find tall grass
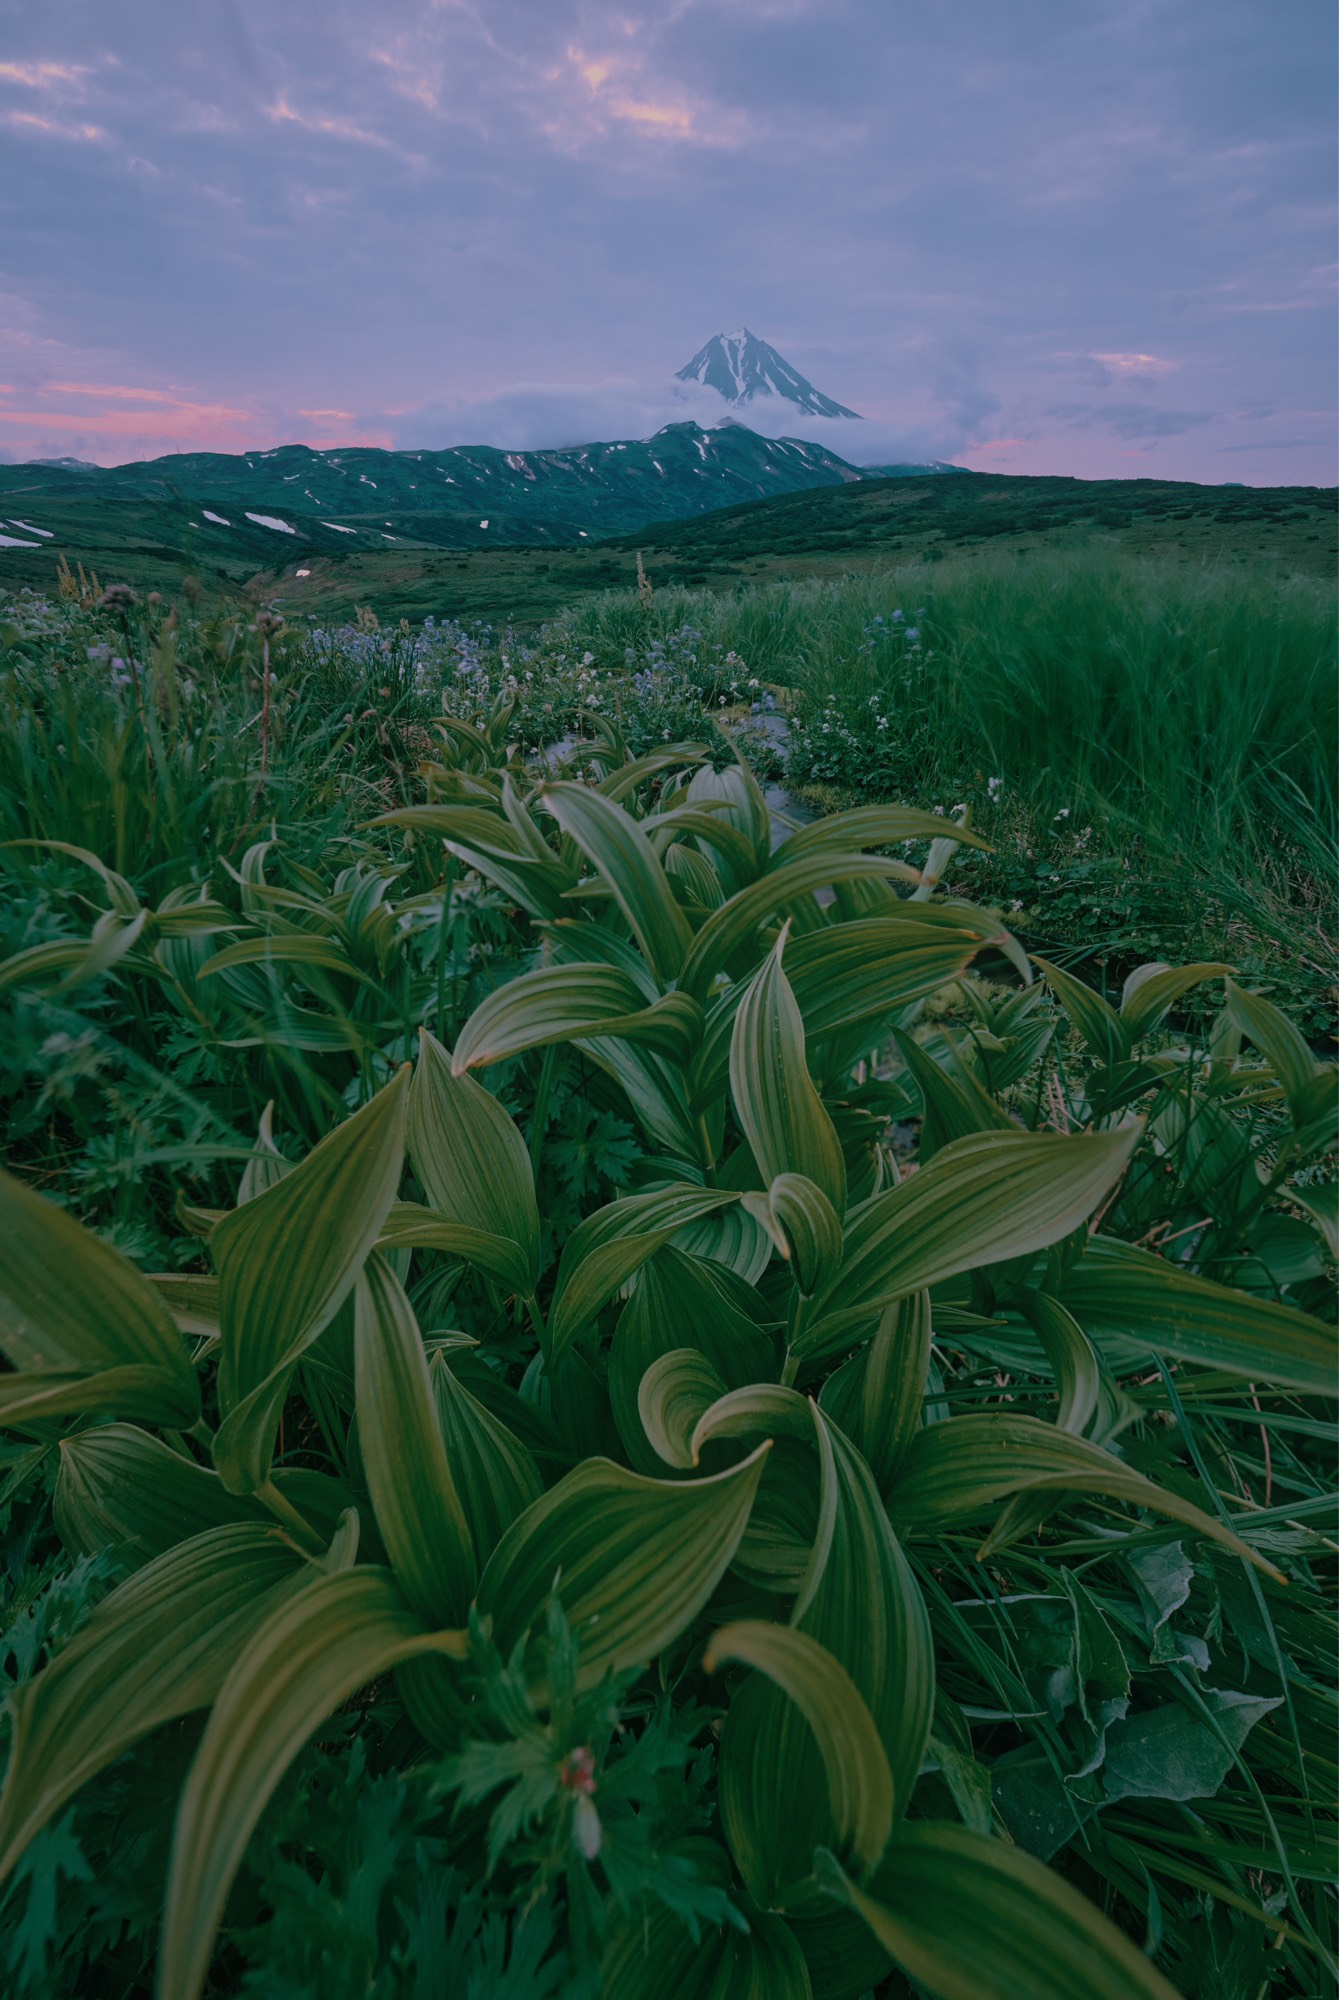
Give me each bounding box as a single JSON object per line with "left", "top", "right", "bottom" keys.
{"left": 564, "top": 549, "right": 1337, "bottom": 869}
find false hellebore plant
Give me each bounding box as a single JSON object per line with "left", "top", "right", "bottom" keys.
{"left": 0, "top": 743, "right": 1333, "bottom": 1999}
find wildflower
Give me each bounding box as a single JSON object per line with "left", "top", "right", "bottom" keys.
{"left": 905, "top": 628, "right": 921, "bottom": 645}
{"left": 987, "top": 775, "right": 1004, "bottom": 802}
{"left": 892, "top": 609, "right": 904, "bottom": 623}
{"left": 98, "top": 583, "right": 137, "bottom": 614}
{"left": 1054, "top": 807, "right": 1070, "bottom": 820}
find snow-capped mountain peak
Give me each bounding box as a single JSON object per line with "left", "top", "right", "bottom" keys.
{"left": 675, "top": 330, "right": 861, "bottom": 419}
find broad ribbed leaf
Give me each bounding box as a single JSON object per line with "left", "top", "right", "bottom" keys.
{"left": 818, "top": 1292, "right": 931, "bottom": 1491}
{"left": 1119, "top": 961, "right": 1231, "bottom": 1039}
{"left": 798, "top": 1127, "right": 1140, "bottom": 1362}
{"left": 540, "top": 781, "right": 693, "bottom": 986}
{"left": 197, "top": 934, "right": 376, "bottom": 985}
{"left": 888, "top": 1411, "right": 1282, "bottom": 1575}
{"left": 236, "top": 1101, "right": 292, "bottom": 1205}
{"left": 0, "top": 1167, "right": 198, "bottom": 1424}
{"left": 818, "top": 1828, "right": 1181, "bottom": 2000}
{"left": 679, "top": 855, "right": 925, "bottom": 1002}
{"left": 609, "top": 1248, "right": 778, "bottom": 1473}
{"left": 476, "top": 1445, "right": 770, "bottom": 1689}
{"left": 742, "top": 1174, "right": 844, "bottom": 1297}
{"left": 786, "top": 907, "right": 1028, "bottom": 1039}
{"left": 691, "top": 911, "right": 1012, "bottom": 1114}
{"left": 730, "top": 933, "right": 846, "bottom": 1214}
{"left": 407, "top": 1028, "right": 540, "bottom": 1291}
{"left": 893, "top": 1032, "right": 1013, "bottom": 1158}
{"left": 452, "top": 963, "right": 701, "bottom": 1071}
{"left": 1033, "top": 957, "right": 1130, "bottom": 1066}
{"left": 375, "top": 1201, "right": 533, "bottom": 1295}
{"left": 549, "top": 1186, "right": 740, "bottom": 1363}
{"left": 54, "top": 1423, "right": 260, "bottom": 1560}
{"left": 638, "top": 1349, "right": 730, "bottom": 1469}
{"left": 0, "top": 1365, "right": 200, "bottom": 1429}
{"left": 0, "top": 1523, "right": 310, "bottom": 1886}
{"left": 372, "top": 806, "right": 575, "bottom": 919}
{"left": 159, "top": 1569, "right": 469, "bottom": 2000}
{"left": 718, "top": 1407, "right": 934, "bottom": 1908}
{"left": 689, "top": 1381, "right": 816, "bottom": 1460}
{"left": 706, "top": 1622, "right": 893, "bottom": 1875}
{"left": 212, "top": 1068, "right": 409, "bottom": 1492}
{"left": 1224, "top": 978, "right": 1330, "bottom": 1132}
{"left": 779, "top": 805, "right": 990, "bottom": 865}
{"left": 605, "top": 1892, "right": 812, "bottom": 1999}
{"left": 354, "top": 1257, "right": 475, "bottom": 1622}
{"left": 1063, "top": 1235, "right": 1337, "bottom": 1395}
{"left": 426, "top": 1346, "right": 543, "bottom": 1562}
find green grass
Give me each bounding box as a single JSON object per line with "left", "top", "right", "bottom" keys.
{"left": 554, "top": 550, "right": 1338, "bottom": 1033}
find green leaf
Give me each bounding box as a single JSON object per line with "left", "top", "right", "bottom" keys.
{"left": 540, "top": 780, "right": 694, "bottom": 986}
{"left": 679, "top": 855, "right": 925, "bottom": 1002}
{"left": 818, "top": 1292, "right": 931, "bottom": 1491}
{"left": 159, "top": 1567, "right": 468, "bottom": 2000}
{"left": 690, "top": 907, "right": 1017, "bottom": 1114}
{"left": 407, "top": 1028, "right": 541, "bottom": 1293}
{"left": 818, "top": 1825, "right": 1183, "bottom": 2000}
{"left": 197, "top": 934, "right": 377, "bottom": 987}
{"left": 1224, "top": 978, "right": 1329, "bottom": 1133}
{"left": 476, "top": 1444, "right": 770, "bottom": 1691}
{"left": 425, "top": 1346, "right": 544, "bottom": 1562}
{"left": 893, "top": 1031, "right": 1013, "bottom": 1158}
{"left": 0, "top": 1523, "right": 311, "bottom": 1887}
{"left": 608, "top": 1247, "right": 778, "bottom": 1473}
{"left": 605, "top": 1895, "right": 812, "bottom": 1999}
{"left": 779, "top": 804, "right": 991, "bottom": 864}
{"left": 1101, "top": 1688, "right": 1282, "bottom": 1804}
{"left": 211, "top": 1068, "right": 409, "bottom": 1493}
{"left": 375, "top": 1201, "right": 533, "bottom": 1296}
{"left": 1118, "top": 961, "right": 1231, "bottom": 1039}
{"left": 786, "top": 907, "right": 1029, "bottom": 1040}
{"left": 638, "top": 1348, "right": 730, "bottom": 1469}
{"left": 549, "top": 1186, "right": 741, "bottom": 1364}
{"left": 717, "top": 1407, "right": 933, "bottom": 1908}
{"left": 353, "top": 1256, "right": 475, "bottom": 1622}
{"left": 53, "top": 1423, "right": 261, "bottom": 1561}
{"left": 887, "top": 1411, "right": 1283, "bottom": 1576}
{"left": 799, "top": 1127, "right": 1140, "bottom": 1363}
{"left": 372, "top": 806, "right": 574, "bottom": 920}
{"left": 730, "top": 931, "right": 847, "bottom": 1214}
{"left": 705, "top": 1621, "right": 893, "bottom": 1875}
{"left": 0, "top": 1366, "right": 199, "bottom": 1430}
{"left": 0, "top": 1168, "right": 198, "bottom": 1426}
{"left": 1033, "top": 957, "right": 1130, "bottom": 1066}
{"left": 742, "top": 1174, "right": 844, "bottom": 1298}
{"left": 236, "top": 1101, "right": 292, "bottom": 1205}
{"left": 451, "top": 962, "right": 702, "bottom": 1071}
{"left": 1062, "top": 1235, "right": 1337, "bottom": 1395}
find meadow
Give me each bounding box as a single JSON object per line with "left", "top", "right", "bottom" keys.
{"left": 0, "top": 542, "right": 1334, "bottom": 1999}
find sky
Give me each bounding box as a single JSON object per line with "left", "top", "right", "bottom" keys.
{"left": 1, "top": 0, "right": 1335, "bottom": 483}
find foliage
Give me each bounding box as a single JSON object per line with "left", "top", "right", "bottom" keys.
{"left": 0, "top": 589, "right": 1335, "bottom": 2000}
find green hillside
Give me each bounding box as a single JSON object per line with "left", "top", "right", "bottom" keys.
{"left": 1, "top": 457, "right": 1333, "bottom": 626}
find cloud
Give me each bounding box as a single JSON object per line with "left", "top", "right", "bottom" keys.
{"left": 0, "top": 0, "right": 1331, "bottom": 483}
{"left": 1048, "top": 399, "right": 1215, "bottom": 440}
